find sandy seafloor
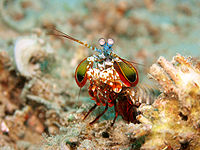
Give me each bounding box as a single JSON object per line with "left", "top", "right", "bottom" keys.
{"left": 0, "top": 0, "right": 200, "bottom": 149}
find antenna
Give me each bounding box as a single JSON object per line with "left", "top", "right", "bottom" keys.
{"left": 47, "top": 26, "right": 98, "bottom": 52}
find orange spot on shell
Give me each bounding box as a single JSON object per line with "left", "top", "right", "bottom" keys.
{"left": 112, "top": 81, "right": 122, "bottom": 93}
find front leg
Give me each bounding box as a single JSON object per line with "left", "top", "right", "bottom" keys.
{"left": 89, "top": 103, "right": 108, "bottom": 125}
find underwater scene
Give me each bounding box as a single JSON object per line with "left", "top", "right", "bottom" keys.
{"left": 0, "top": 0, "right": 200, "bottom": 149}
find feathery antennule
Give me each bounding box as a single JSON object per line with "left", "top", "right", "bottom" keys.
{"left": 47, "top": 27, "right": 96, "bottom": 51}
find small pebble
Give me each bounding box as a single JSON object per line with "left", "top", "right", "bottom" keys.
{"left": 102, "top": 131, "right": 109, "bottom": 138}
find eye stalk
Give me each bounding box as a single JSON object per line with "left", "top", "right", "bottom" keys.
{"left": 99, "top": 38, "right": 106, "bottom": 46}
{"left": 107, "top": 38, "right": 114, "bottom": 47}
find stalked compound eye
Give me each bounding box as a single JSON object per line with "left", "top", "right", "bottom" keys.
{"left": 107, "top": 38, "right": 114, "bottom": 47}
{"left": 75, "top": 58, "right": 90, "bottom": 88}
{"left": 99, "top": 38, "right": 106, "bottom": 46}
{"left": 114, "top": 57, "right": 139, "bottom": 87}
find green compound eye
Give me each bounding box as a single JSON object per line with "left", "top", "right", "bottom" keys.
{"left": 117, "top": 62, "right": 137, "bottom": 82}
{"left": 75, "top": 58, "right": 90, "bottom": 87}
{"left": 114, "top": 58, "right": 139, "bottom": 87}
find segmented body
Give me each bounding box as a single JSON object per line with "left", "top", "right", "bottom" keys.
{"left": 77, "top": 54, "right": 140, "bottom": 125}
{"left": 87, "top": 56, "right": 127, "bottom": 106}
{"left": 49, "top": 28, "right": 154, "bottom": 125}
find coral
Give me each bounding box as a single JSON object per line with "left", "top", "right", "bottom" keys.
{"left": 136, "top": 54, "right": 200, "bottom": 149}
